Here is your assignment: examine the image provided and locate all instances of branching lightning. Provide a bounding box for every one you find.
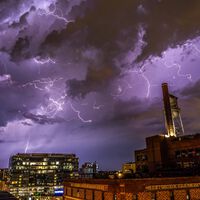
[38,4,73,24]
[33,57,56,65]
[38,93,67,117]
[21,76,93,123]
[128,64,151,98]
[21,77,63,91]
[164,62,192,81]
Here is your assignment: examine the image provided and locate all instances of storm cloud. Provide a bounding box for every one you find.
[0,0,200,169]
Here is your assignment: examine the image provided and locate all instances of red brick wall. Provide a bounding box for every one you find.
[86,189,93,200]
[190,188,200,200]
[173,190,187,200]
[156,191,170,200]
[94,191,102,200]
[137,192,152,200]
[104,192,113,200]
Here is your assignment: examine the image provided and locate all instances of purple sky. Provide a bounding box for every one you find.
[1,0,200,170]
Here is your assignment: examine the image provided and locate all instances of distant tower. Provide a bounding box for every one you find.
[162,83,184,137]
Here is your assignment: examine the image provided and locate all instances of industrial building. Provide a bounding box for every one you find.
[135,134,200,174]
[135,83,200,175]
[9,153,79,199]
[63,177,200,200]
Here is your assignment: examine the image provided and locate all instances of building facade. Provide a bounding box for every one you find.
[135,134,200,174]
[80,162,99,178]
[63,177,200,200]
[0,168,9,191]
[9,153,79,199]
[122,162,136,174]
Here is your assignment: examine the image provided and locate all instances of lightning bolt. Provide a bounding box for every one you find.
[33,57,56,65]
[111,79,133,98]
[25,136,30,153]
[21,76,93,123]
[128,64,151,98]
[38,4,73,24]
[93,101,104,110]
[21,77,63,91]
[192,43,200,57]
[39,93,67,117]
[69,102,92,123]
[164,62,192,81]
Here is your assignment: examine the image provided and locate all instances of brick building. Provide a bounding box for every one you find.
[63,176,200,200]
[135,133,200,174]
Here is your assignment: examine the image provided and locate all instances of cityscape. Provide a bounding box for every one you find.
[1,0,200,200]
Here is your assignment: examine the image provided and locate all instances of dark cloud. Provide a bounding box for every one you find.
[42,0,140,63]
[9,6,36,29]
[0,0,31,22]
[66,66,119,98]
[23,112,65,125]
[180,80,200,98]
[10,36,31,61]
[136,0,200,62]
[21,121,33,126]
[43,0,200,64]
[0,85,44,127]
[0,139,18,144]
[0,0,200,169]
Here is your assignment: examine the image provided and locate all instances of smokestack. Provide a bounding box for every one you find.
[162,83,176,137]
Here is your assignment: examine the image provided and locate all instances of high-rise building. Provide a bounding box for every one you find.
[9,153,79,199]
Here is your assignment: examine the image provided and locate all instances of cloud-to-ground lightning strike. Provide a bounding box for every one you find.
[24,136,30,153]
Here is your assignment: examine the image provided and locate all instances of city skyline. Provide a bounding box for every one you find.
[1,0,200,170]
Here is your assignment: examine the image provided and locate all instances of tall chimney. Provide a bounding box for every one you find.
[162,83,175,137]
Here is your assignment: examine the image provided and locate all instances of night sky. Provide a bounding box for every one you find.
[1,0,200,170]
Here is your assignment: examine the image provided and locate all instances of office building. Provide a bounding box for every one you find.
[9,153,79,199]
